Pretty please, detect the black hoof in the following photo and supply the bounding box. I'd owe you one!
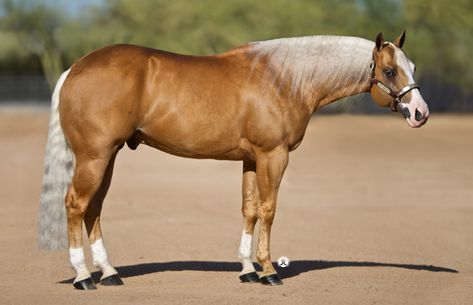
[101,274,124,286]
[73,277,97,290]
[260,274,283,286]
[239,271,260,283]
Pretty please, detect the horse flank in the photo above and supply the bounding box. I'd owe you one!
[249,36,375,104]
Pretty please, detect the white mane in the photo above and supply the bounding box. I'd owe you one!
[249,36,375,100]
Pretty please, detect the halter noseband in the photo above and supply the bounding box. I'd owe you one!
[370,61,419,112]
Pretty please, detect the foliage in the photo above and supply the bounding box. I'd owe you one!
[0,0,471,110]
[402,0,473,90]
[0,0,64,88]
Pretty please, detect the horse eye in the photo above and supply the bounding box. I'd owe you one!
[384,68,396,78]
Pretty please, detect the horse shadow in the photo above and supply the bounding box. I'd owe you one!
[59,259,458,284]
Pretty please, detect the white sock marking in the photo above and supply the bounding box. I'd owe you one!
[90,239,117,279]
[238,231,256,274]
[91,239,108,266]
[69,247,90,282]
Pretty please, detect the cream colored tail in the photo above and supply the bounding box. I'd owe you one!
[38,69,73,250]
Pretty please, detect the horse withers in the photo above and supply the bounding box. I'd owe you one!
[38,31,429,289]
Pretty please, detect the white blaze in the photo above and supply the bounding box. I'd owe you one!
[394,47,429,127]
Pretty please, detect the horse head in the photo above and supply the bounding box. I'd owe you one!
[369,31,429,128]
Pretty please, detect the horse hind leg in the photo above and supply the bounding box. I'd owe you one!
[238,160,260,283]
[66,149,116,290]
[84,151,123,286]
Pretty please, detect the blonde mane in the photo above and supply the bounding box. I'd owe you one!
[249,36,375,101]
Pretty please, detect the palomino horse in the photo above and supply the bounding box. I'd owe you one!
[38,31,429,289]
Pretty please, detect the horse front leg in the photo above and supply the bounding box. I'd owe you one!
[255,145,288,285]
[238,160,260,283]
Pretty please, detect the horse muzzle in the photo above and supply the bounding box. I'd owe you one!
[399,97,429,128]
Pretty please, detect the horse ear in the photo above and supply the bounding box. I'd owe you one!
[375,32,384,51]
[394,30,406,48]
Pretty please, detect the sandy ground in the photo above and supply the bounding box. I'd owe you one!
[0,108,472,305]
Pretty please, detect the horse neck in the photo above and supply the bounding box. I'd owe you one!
[249,36,375,113]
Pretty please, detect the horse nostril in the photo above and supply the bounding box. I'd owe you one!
[415,109,423,121]
[402,107,411,119]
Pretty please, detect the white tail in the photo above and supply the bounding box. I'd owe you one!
[38,69,73,250]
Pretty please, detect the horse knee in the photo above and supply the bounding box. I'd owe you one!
[258,201,276,223]
[242,206,257,221]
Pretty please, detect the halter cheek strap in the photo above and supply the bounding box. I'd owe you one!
[370,61,420,112]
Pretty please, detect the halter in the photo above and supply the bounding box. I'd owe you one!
[370,61,419,112]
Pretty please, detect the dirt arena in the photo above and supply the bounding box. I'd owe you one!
[1,108,472,305]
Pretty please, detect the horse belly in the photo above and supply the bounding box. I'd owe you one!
[139,112,246,160]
